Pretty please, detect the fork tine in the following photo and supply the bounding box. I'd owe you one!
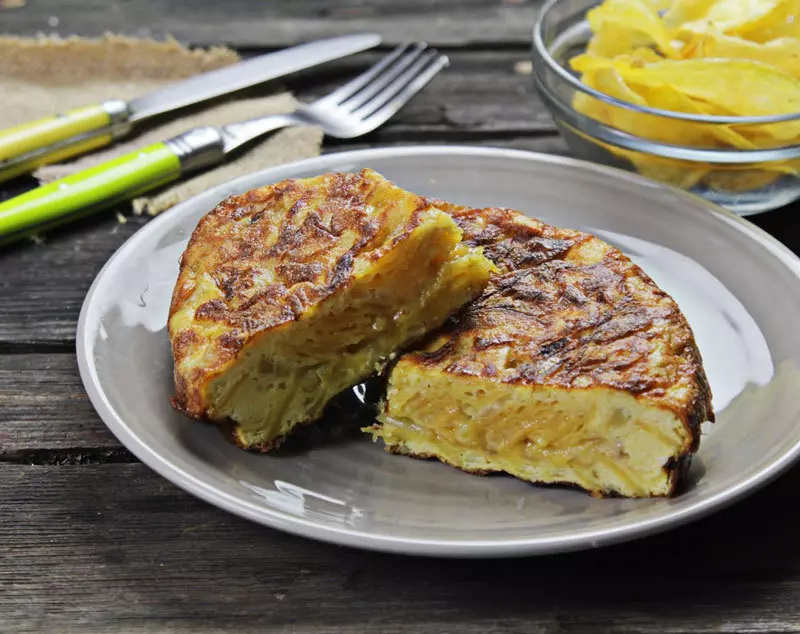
[338,43,428,111]
[354,51,448,125]
[315,42,413,107]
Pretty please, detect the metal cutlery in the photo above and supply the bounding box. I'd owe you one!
[0,42,449,245]
[0,34,382,184]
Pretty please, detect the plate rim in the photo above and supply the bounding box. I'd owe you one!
[76,144,800,557]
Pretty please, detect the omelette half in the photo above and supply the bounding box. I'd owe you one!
[168,170,494,451]
[368,204,714,497]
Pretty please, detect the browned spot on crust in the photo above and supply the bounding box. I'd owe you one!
[170,329,201,365]
[276,262,324,286]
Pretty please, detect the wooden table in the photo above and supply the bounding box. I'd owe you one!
[2,2,799,632]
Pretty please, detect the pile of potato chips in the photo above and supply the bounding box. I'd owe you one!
[569,0,799,192]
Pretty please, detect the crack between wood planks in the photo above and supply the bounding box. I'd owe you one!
[213,42,540,56]
[326,129,564,149]
[0,448,137,465]
[0,342,76,355]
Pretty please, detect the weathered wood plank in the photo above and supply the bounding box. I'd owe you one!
[0,212,149,348]
[1,462,799,633]
[283,49,554,134]
[0,0,543,48]
[0,354,122,456]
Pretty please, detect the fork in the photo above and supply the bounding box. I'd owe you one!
[0,43,448,245]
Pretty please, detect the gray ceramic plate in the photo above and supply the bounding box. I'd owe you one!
[77,146,800,557]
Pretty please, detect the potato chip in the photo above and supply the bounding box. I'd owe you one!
[664,0,786,36]
[619,59,800,139]
[587,0,678,56]
[692,29,800,77]
[633,83,760,149]
[733,125,799,147]
[592,68,647,104]
[570,53,629,74]
[586,24,659,58]
[567,126,711,189]
[574,59,759,149]
[627,154,710,188]
[702,169,785,191]
[662,0,718,30]
[591,68,715,146]
[735,0,800,41]
[573,71,611,125]
[646,0,675,10]
[629,47,667,63]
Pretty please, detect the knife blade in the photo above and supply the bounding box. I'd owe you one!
[0,33,381,184]
[126,34,382,122]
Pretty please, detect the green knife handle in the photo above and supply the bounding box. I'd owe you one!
[0,100,130,184]
[0,142,181,244]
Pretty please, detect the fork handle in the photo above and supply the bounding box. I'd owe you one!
[0,127,227,245]
[0,143,181,244]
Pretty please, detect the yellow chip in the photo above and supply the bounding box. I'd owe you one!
[702,169,785,191]
[574,59,758,149]
[570,53,630,74]
[619,59,800,140]
[587,0,678,57]
[586,24,659,58]
[735,0,800,41]
[591,68,711,146]
[630,47,668,63]
[646,0,675,10]
[664,0,786,36]
[662,0,722,32]
[691,29,800,77]
[627,154,711,189]
[634,83,759,149]
[573,69,612,124]
[563,124,711,189]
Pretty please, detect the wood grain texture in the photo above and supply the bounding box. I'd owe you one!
[281,49,555,134]
[0,354,122,457]
[2,3,800,631]
[1,462,799,633]
[0,0,542,48]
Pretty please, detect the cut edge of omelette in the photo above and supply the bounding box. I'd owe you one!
[366,203,714,498]
[168,169,496,452]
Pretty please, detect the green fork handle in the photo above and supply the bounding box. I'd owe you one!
[0,142,182,246]
[0,101,131,185]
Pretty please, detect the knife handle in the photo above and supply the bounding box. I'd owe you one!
[0,100,130,184]
[0,142,182,245]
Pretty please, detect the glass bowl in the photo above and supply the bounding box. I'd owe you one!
[531,0,800,216]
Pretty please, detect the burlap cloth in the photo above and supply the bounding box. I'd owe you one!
[0,34,323,216]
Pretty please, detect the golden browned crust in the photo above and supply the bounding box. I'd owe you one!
[168,169,437,419]
[393,202,714,453]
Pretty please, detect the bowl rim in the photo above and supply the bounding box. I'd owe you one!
[532,0,800,127]
[533,69,800,163]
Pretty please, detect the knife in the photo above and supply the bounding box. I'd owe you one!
[0,33,381,184]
